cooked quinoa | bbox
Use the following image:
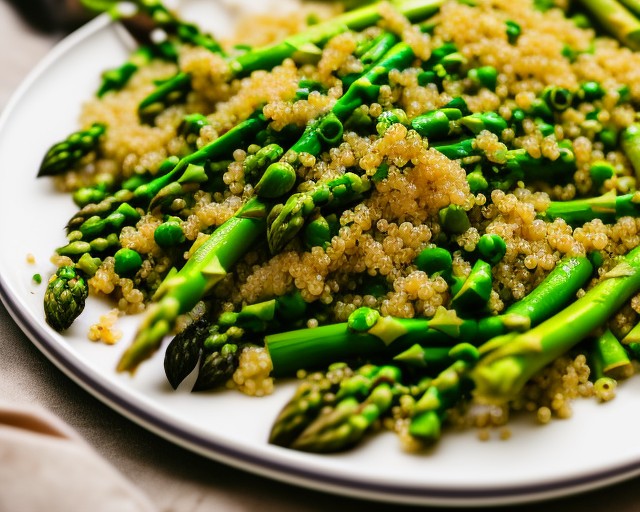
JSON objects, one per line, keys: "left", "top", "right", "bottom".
{"left": 46, "top": 0, "right": 640, "bottom": 438}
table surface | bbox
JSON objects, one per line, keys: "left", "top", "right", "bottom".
{"left": 2, "top": 2, "right": 640, "bottom": 510}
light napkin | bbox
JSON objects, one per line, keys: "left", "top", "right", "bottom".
{"left": 0, "top": 401, "right": 158, "bottom": 512}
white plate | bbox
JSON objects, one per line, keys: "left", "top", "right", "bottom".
{"left": 3, "top": 3, "right": 640, "bottom": 507}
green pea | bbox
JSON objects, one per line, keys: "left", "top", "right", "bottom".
{"left": 599, "top": 128, "right": 618, "bottom": 150}
{"left": 154, "top": 221, "right": 185, "bottom": 247}
{"left": 618, "top": 85, "right": 631, "bottom": 104}
{"left": 414, "top": 247, "right": 453, "bottom": 276}
{"left": 467, "top": 169, "right": 488, "bottom": 193}
{"left": 536, "top": 120, "right": 555, "bottom": 137}
{"left": 348, "top": 307, "right": 380, "bottom": 332}
{"left": 304, "top": 215, "right": 332, "bottom": 249}
{"left": 469, "top": 66, "right": 498, "bottom": 91}
{"left": 477, "top": 234, "right": 507, "bottom": 265}
{"left": 590, "top": 161, "right": 615, "bottom": 188}
{"left": 114, "top": 248, "right": 143, "bottom": 277}
{"left": 438, "top": 204, "right": 470, "bottom": 234}
{"left": 505, "top": 20, "right": 521, "bottom": 44}
{"left": 580, "top": 81, "right": 605, "bottom": 102}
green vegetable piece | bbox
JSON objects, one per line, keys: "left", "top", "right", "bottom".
{"left": 618, "top": 84, "right": 632, "bottom": 104}
{"left": 348, "top": 307, "right": 380, "bottom": 332}
{"left": 138, "top": 72, "right": 192, "bottom": 123}
{"left": 468, "top": 66, "right": 499, "bottom": 90}
{"left": 579, "top": 81, "right": 606, "bottom": 102}
{"left": 459, "top": 111, "right": 507, "bottom": 136}
{"left": 577, "top": 0, "right": 640, "bottom": 50}
{"left": 533, "top": 0, "right": 555, "bottom": 10}
{"left": 466, "top": 168, "right": 488, "bottom": 193}
{"left": 32, "top": 274, "right": 42, "bottom": 284}
{"left": 154, "top": 220, "right": 183, "bottom": 247}
{"left": 38, "top": 123, "right": 106, "bottom": 177}
{"left": 97, "top": 48, "right": 147, "bottom": 97}
{"left": 179, "top": 113, "right": 210, "bottom": 147}
{"left": 193, "top": 343, "right": 240, "bottom": 391}
{"left": 543, "top": 191, "right": 640, "bottom": 225}
{"left": 410, "top": 109, "right": 458, "bottom": 139}
{"left": 599, "top": 127, "right": 618, "bottom": 150}
{"left": 438, "top": 204, "right": 470, "bottom": 234}
{"left": 377, "top": 108, "right": 409, "bottom": 135}
{"left": 276, "top": 364, "right": 402, "bottom": 452}
{"left": 164, "top": 317, "right": 209, "bottom": 389}
{"left": 443, "top": 96, "right": 471, "bottom": 116}
{"left": 78, "top": 202, "right": 141, "bottom": 240}
{"left": 590, "top": 161, "right": 615, "bottom": 189}
{"left": 621, "top": 123, "right": 640, "bottom": 181}
{"left": 414, "top": 247, "right": 453, "bottom": 276}
{"left": 505, "top": 20, "right": 521, "bottom": 44}
{"left": 243, "top": 144, "right": 285, "bottom": 183}
{"left": 230, "top": 0, "right": 445, "bottom": 77}
{"left": 431, "top": 138, "right": 478, "bottom": 160}
{"left": 476, "top": 234, "right": 507, "bottom": 265}
{"left": 304, "top": 214, "right": 336, "bottom": 249}
{"left": 114, "top": 248, "right": 143, "bottom": 277}
{"left": 254, "top": 162, "right": 297, "bottom": 199}
{"left": 269, "top": 363, "right": 352, "bottom": 447}
{"left": 472, "top": 245, "right": 640, "bottom": 403}
{"left": 535, "top": 119, "right": 555, "bottom": 137}
{"left": 450, "top": 259, "right": 493, "bottom": 312}
{"left": 542, "top": 86, "right": 573, "bottom": 111}
{"left": 75, "top": 253, "right": 101, "bottom": 277}
{"left": 590, "top": 329, "right": 633, "bottom": 380}
{"left": 264, "top": 257, "right": 592, "bottom": 380}
{"left": 43, "top": 266, "right": 88, "bottom": 332}
{"left": 117, "top": 194, "right": 270, "bottom": 374}
{"left": 267, "top": 172, "right": 370, "bottom": 253}
{"left": 73, "top": 183, "right": 111, "bottom": 208}
{"left": 408, "top": 359, "right": 471, "bottom": 443}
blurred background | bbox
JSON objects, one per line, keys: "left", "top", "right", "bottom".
{"left": 4, "top": 0, "right": 95, "bottom": 33}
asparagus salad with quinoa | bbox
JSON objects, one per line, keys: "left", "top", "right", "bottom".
{"left": 37, "top": 0, "right": 640, "bottom": 453}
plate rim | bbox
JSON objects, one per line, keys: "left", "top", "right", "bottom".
{"left": 2, "top": 9, "right": 640, "bottom": 507}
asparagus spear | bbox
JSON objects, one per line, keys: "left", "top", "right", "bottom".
{"left": 577, "top": 0, "right": 640, "bottom": 50}
{"left": 138, "top": 72, "right": 192, "bottom": 123}
{"left": 116, "top": 160, "right": 297, "bottom": 374}
{"left": 66, "top": 110, "right": 267, "bottom": 230}
{"left": 44, "top": 266, "right": 89, "bottom": 332}
{"left": 471, "top": 245, "right": 640, "bottom": 404}
{"left": 267, "top": 172, "right": 371, "bottom": 253}
{"left": 620, "top": 0, "right": 640, "bottom": 16}
{"left": 137, "top": 0, "right": 443, "bottom": 113}
{"left": 285, "top": 366, "right": 403, "bottom": 452}
{"left": 621, "top": 123, "right": 640, "bottom": 181}
{"left": 164, "top": 290, "right": 308, "bottom": 389}
{"left": 407, "top": 348, "right": 478, "bottom": 444}
{"left": 589, "top": 329, "right": 634, "bottom": 381}
{"left": 276, "top": 249, "right": 633, "bottom": 452}
{"left": 542, "top": 191, "right": 640, "bottom": 224}
{"left": 229, "top": 0, "right": 445, "bottom": 77}
{"left": 266, "top": 256, "right": 593, "bottom": 376}
{"left": 266, "top": 41, "right": 415, "bottom": 252}
{"left": 268, "top": 363, "right": 355, "bottom": 448}
{"left": 83, "top": 0, "right": 223, "bottom": 95}
{"left": 37, "top": 123, "right": 106, "bottom": 177}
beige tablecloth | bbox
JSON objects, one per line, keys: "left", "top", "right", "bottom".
{"left": 2, "top": 2, "right": 640, "bottom": 510}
